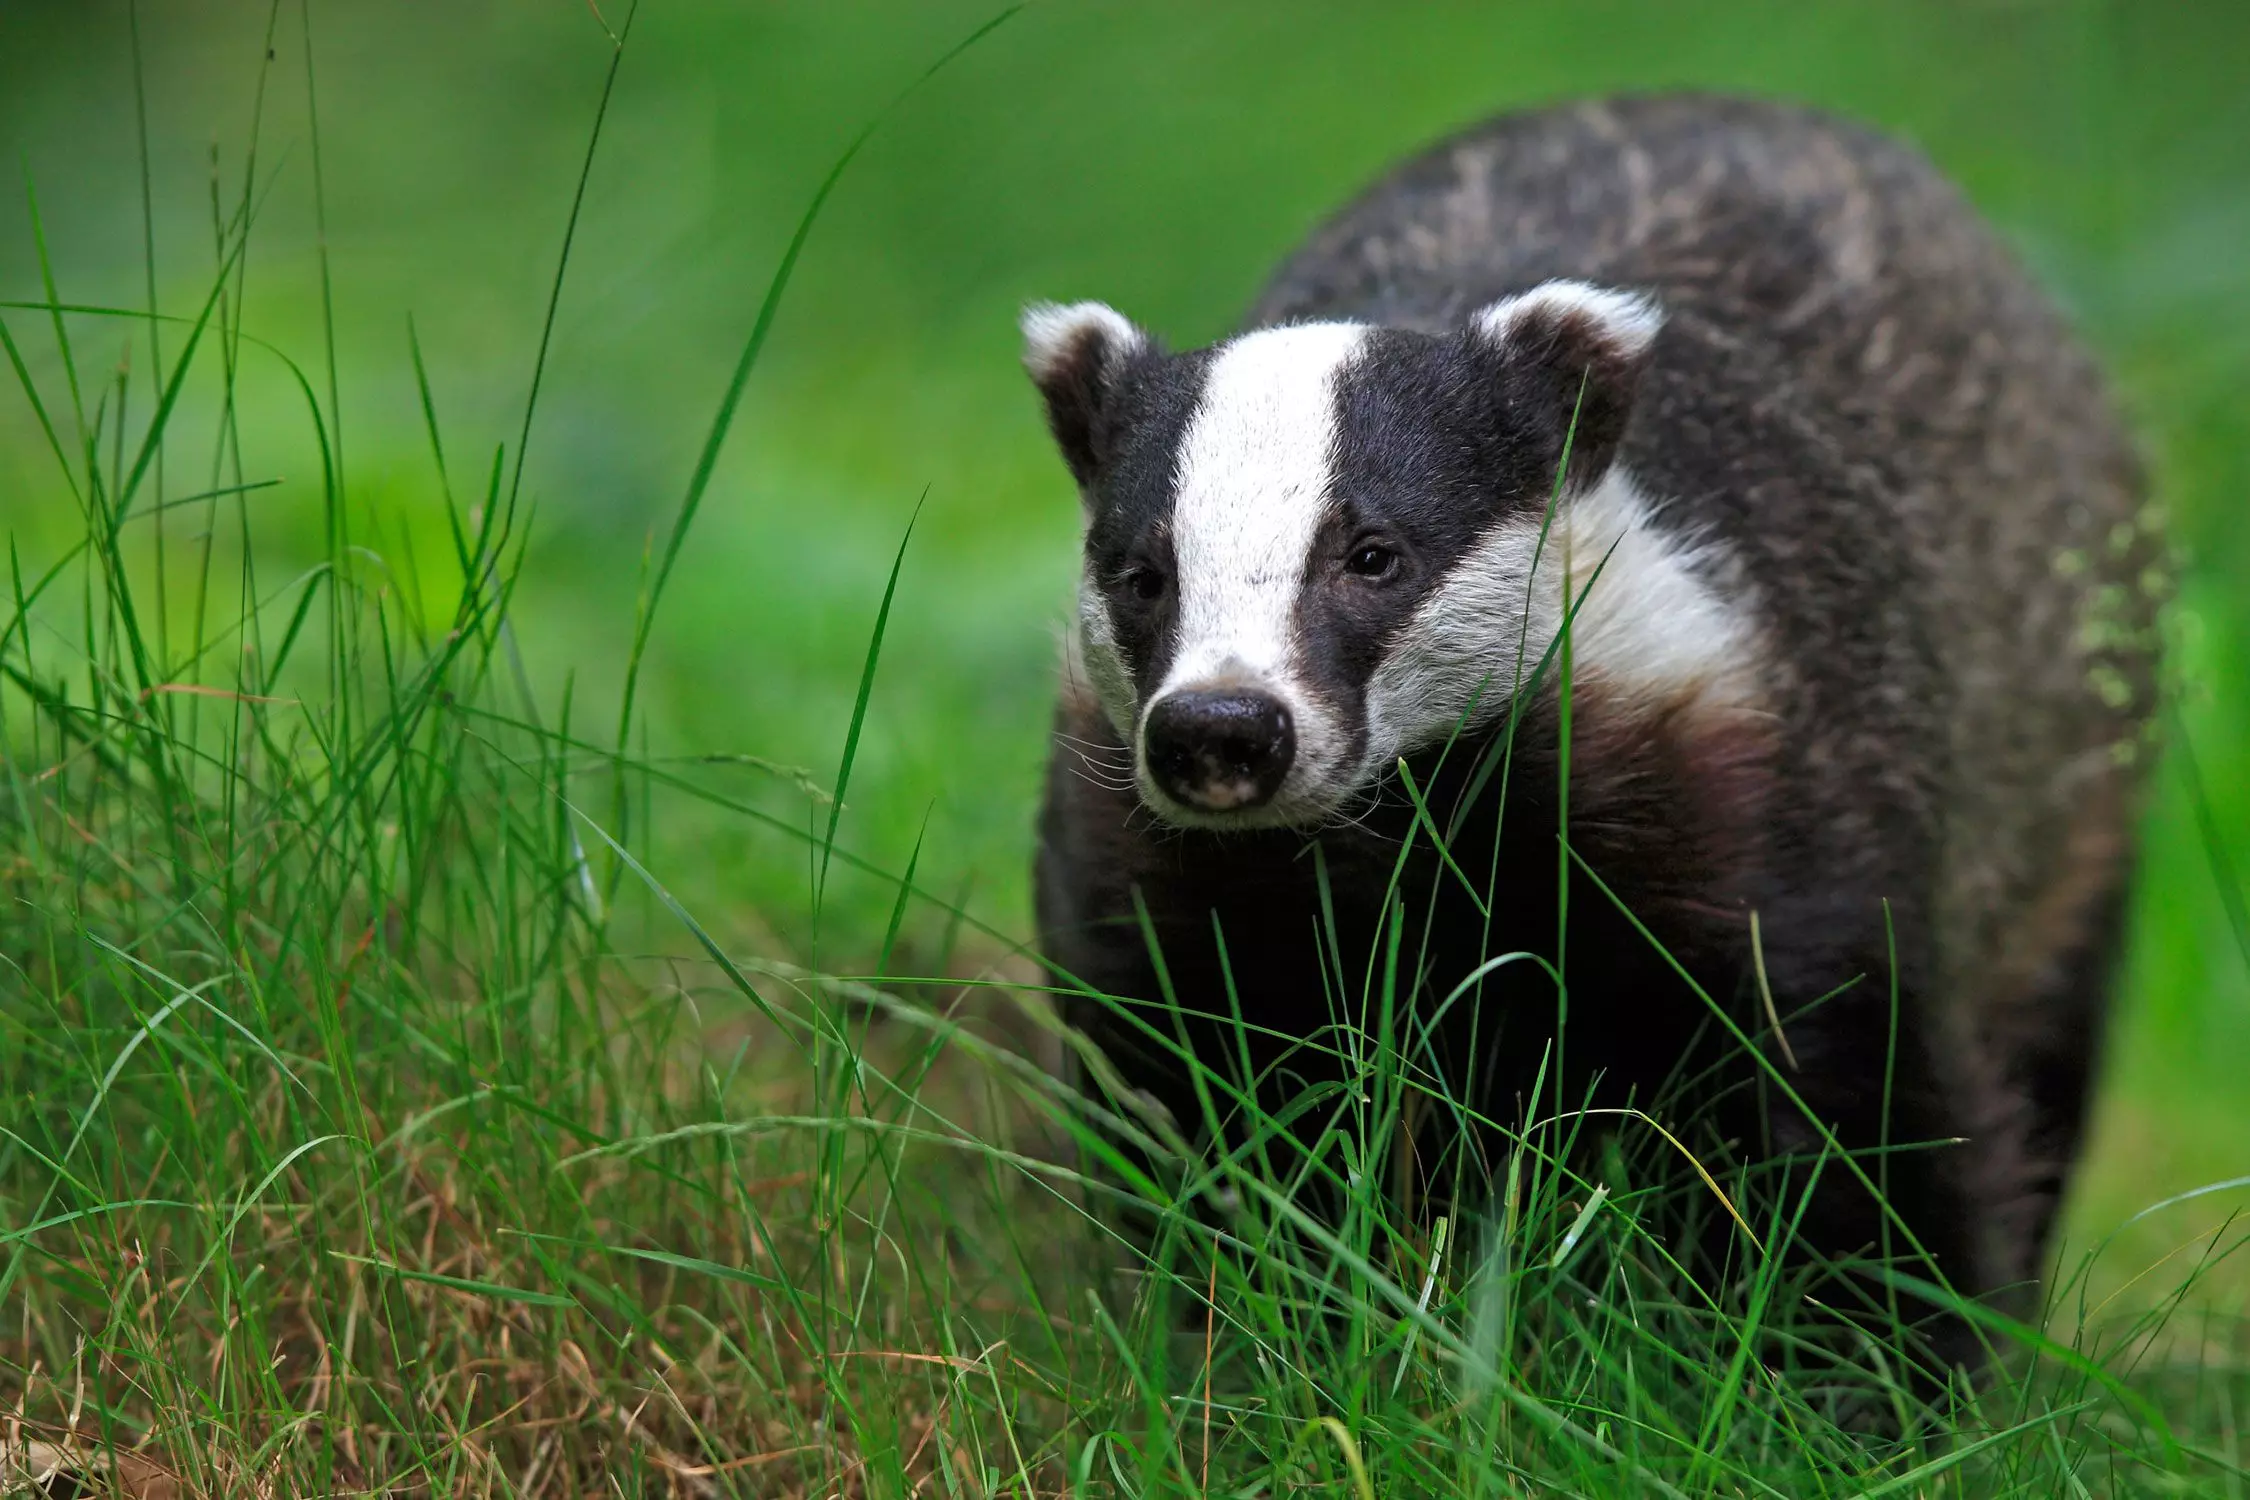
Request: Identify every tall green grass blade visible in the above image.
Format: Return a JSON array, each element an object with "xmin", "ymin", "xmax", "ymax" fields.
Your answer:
[
  {"xmin": 610, "ymin": 6, "xmax": 1024, "ymax": 768},
  {"xmin": 328, "ymin": 1253, "xmax": 579, "ymax": 1309},
  {"xmin": 817, "ymin": 496, "xmax": 921, "ymax": 924}
]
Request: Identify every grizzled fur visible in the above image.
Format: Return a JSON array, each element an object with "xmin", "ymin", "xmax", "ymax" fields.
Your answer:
[{"xmin": 1026, "ymin": 95, "xmax": 2161, "ymax": 1358}]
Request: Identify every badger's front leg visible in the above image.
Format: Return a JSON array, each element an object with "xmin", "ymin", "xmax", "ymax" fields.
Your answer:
[{"xmin": 1722, "ymin": 907, "xmax": 1991, "ymax": 1385}]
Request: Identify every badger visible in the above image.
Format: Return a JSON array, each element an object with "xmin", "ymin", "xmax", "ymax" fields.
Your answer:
[{"xmin": 1020, "ymin": 94, "xmax": 2161, "ymax": 1363}]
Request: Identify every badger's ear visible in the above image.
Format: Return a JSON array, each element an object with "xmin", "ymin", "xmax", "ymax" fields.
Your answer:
[
  {"xmin": 1469, "ymin": 280, "xmax": 1663, "ymax": 494},
  {"xmin": 1021, "ymin": 300, "xmax": 1152, "ymax": 492}
]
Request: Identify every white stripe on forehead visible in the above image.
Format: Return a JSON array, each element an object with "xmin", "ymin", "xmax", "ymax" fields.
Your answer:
[{"xmin": 1161, "ymin": 321, "xmax": 1370, "ymax": 694}]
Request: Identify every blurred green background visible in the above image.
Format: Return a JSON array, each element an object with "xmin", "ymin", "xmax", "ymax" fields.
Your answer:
[{"xmin": 2, "ymin": 0, "xmax": 2245, "ymax": 1262}]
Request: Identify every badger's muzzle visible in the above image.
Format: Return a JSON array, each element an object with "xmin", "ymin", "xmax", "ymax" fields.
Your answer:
[{"xmin": 1142, "ymin": 689, "xmax": 1296, "ymax": 813}]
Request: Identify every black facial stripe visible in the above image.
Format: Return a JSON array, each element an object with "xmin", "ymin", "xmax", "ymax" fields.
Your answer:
[
  {"xmin": 1288, "ymin": 329, "xmax": 1556, "ymax": 759},
  {"xmin": 1083, "ymin": 347, "xmax": 1217, "ymax": 704}
]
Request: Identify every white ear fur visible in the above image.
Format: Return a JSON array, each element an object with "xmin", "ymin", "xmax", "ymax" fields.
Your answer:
[
  {"xmin": 1020, "ymin": 300, "xmax": 1147, "ymax": 383},
  {"xmin": 1472, "ymin": 279, "xmax": 1664, "ymax": 362}
]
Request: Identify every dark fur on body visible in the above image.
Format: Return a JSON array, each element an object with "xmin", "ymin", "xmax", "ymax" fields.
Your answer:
[{"xmin": 1032, "ymin": 96, "xmax": 2160, "ymax": 1356}]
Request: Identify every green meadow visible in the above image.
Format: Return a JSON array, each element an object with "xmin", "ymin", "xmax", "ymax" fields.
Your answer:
[{"xmin": 3, "ymin": 3, "xmax": 2247, "ymax": 1493}]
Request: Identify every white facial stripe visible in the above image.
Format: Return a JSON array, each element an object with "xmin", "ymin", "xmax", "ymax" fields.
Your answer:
[
  {"xmin": 1089, "ymin": 321, "xmax": 1370, "ymax": 825},
  {"xmin": 1161, "ymin": 322, "xmax": 1369, "ymax": 694},
  {"xmin": 1362, "ymin": 468, "xmax": 1763, "ymax": 775}
]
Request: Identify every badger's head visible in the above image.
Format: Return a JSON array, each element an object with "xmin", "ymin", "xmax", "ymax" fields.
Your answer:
[{"xmin": 1024, "ymin": 281, "xmax": 1722, "ymax": 831}]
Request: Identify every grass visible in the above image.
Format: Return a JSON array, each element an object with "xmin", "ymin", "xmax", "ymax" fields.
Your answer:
[{"xmin": 5, "ymin": 5, "xmax": 2250, "ymax": 1496}]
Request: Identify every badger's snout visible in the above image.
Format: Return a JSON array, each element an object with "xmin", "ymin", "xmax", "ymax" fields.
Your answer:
[{"xmin": 1142, "ymin": 689, "xmax": 1297, "ymax": 812}]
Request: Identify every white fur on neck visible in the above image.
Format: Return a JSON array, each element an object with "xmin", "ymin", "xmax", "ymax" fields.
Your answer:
[{"xmin": 1361, "ymin": 467, "xmax": 1765, "ymax": 777}]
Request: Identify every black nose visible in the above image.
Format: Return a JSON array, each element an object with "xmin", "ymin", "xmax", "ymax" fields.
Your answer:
[{"xmin": 1143, "ymin": 690, "xmax": 1296, "ymax": 812}]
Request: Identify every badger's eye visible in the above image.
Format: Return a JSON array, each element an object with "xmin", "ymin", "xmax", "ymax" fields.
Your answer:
[
  {"xmin": 1345, "ymin": 542, "xmax": 1399, "ymax": 579},
  {"xmin": 1124, "ymin": 565, "xmax": 1168, "ymax": 601}
]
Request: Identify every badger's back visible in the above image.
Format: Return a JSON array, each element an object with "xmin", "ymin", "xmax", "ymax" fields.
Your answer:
[{"xmin": 1249, "ymin": 93, "xmax": 2161, "ymax": 1280}]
